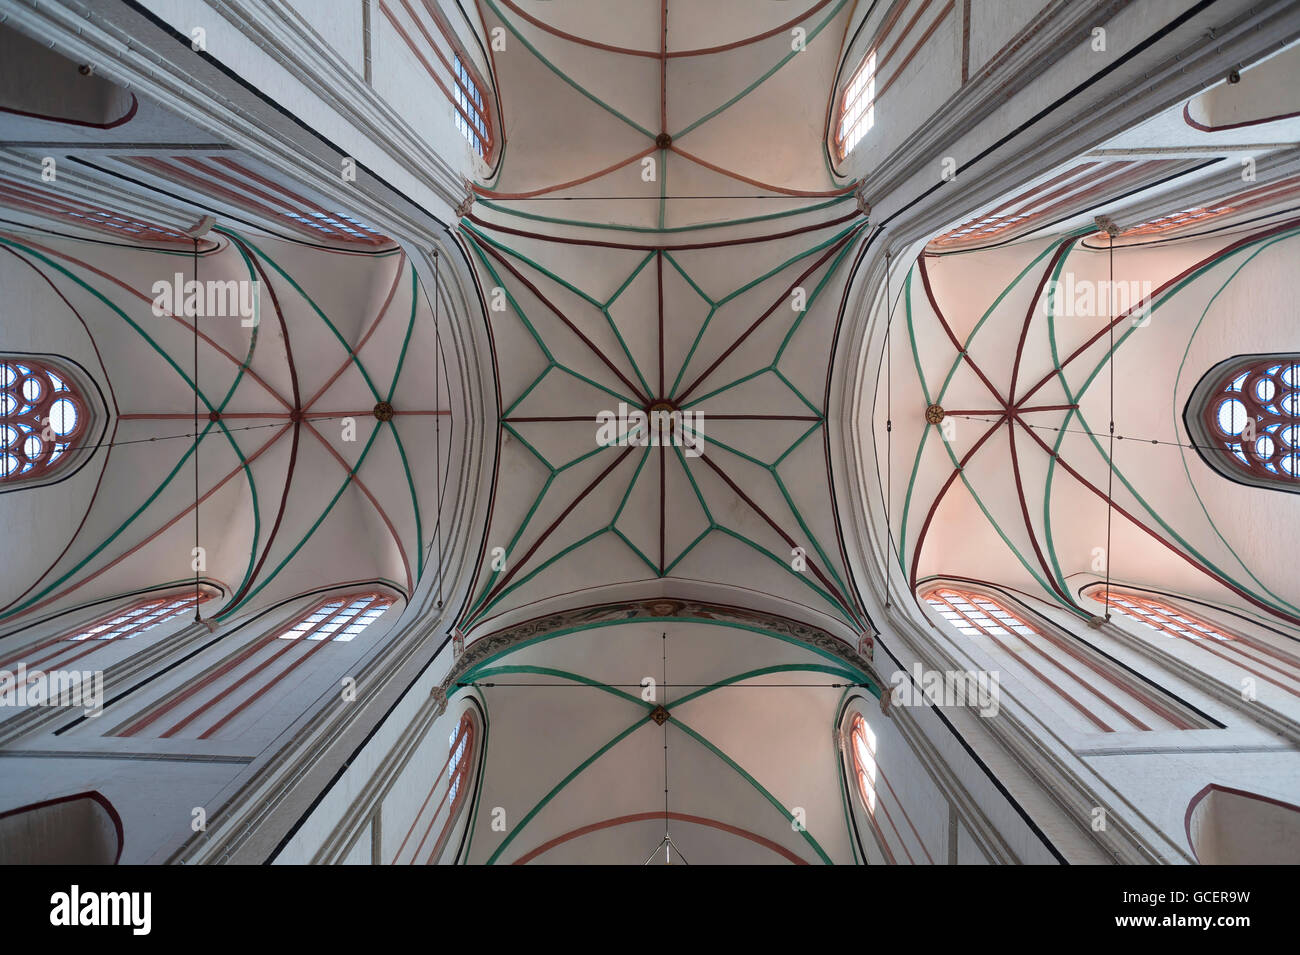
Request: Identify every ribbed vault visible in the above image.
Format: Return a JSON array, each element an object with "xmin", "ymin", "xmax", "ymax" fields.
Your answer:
[{"xmin": 456, "ymin": 0, "xmax": 872, "ymax": 641}]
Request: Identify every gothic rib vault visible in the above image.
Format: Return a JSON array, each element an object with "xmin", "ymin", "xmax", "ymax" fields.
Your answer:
[{"xmin": 0, "ymin": 0, "xmax": 1298, "ymax": 868}]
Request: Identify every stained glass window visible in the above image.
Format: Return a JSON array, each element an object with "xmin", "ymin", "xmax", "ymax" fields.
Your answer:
[
  {"xmin": 1, "ymin": 359, "xmax": 88, "ymax": 482},
  {"xmin": 1203, "ymin": 357, "xmax": 1299, "ymax": 484}
]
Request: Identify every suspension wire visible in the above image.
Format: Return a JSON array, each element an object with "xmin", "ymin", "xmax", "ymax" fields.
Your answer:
[
  {"xmin": 433, "ymin": 248, "xmax": 445, "ymax": 610},
  {"xmin": 455, "ymin": 682, "xmax": 869, "ymax": 689},
  {"xmin": 1104, "ymin": 229, "xmax": 1116, "ymax": 618},
  {"xmin": 26, "ymin": 415, "xmax": 357, "ymax": 459},
  {"xmin": 941, "ymin": 413, "xmax": 1261, "ymax": 458},
  {"xmin": 662, "ymin": 631, "xmax": 670, "ymax": 851},
  {"xmin": 884, "ymin": 248, "xmax": 893, "ymax": 610},
  {"xmin": 192, "ymin": 237, "xmax": 202, "ymax": 622}
]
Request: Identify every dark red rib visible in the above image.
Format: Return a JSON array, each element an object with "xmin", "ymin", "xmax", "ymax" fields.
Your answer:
[
  {"xmin": 477, "ymin": 446, "xmax": 636, "ymax": 613},
  {"xmin": 1016, "ymin": 420, "xmax": 1300, "ymax": 628},
  {"xmin": 910, "ymin": 415, "xmax": 1006, "ymax": 587},
  {"xmin": 917, "ymin": 254, "xmax": 1004, "ymax": 406},
  {"xmin": 475, "ymin": 238, "xmax": 649, "ymax": 404},
  {"xmin": 465, "ymin": 211, "xmax": 860, "ymax": 251},
  {"xmin": 677, "ymin": 228, "xmax": 860, "ymax": 403},
  {"xmin": 696, "ymin": 452, "xmax": 851, "ymax": 614}
]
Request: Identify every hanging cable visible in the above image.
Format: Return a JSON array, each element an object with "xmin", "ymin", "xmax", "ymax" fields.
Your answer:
[
  {"xmin": 884, "ymin": 248, "xmax": 893, "ymax": 610},
  {"xmin": 192, "ymin": 237, "xmax": 202, "ymax": 623},
  {"xmin": 433, "ymin": 248, "xmax": 445, "ymax": 610},
  {"xmin": 662, "ymin": 630, "xmax": 669, "ymax": 856},
  {"xmin": 1104, "ymin": 226, "xmax": 1117, "ymax": 619}
]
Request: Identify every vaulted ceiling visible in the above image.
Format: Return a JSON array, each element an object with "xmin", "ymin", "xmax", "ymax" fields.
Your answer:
[
  {"xmin": 454, "ymin": 0, "xmax": 873, "ymax": 644},
  {"xmin": 0, "ymin": 227, "xmax": 457, "ymax": 625},
  {"xmin": 1, "ymin": 0, "xmax": 1298, "ymax": 866}
]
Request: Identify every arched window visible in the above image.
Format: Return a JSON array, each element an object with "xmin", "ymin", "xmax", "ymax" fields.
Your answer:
[
  {"xmin": 378, "ymin": 0, "xmax": 496, "ymax": 162},
  {"xmin": 277, "ymin": 592, "xmax": 395, "ymax": 643},
  {"xmin": 846, "ymin": 711, "xmax": 922, "ymax": 864},
  {"xmin": 1087, "ymin": 586, "xmax": 1300, "ymax": 699},
  {"xmin": 0, "ymin": 591, "xmax": 210, "ymax": 676},
  {"xmin": 1185, "ymin": 354, "xmax": 1299, "ymax": 491},
  {"xmin": 836, "ymin": 49, "xmax": 877, "ymax": 159},
  {"xmin": 921, "ymin": 585, "xmax": 1204, "ymax": 733},
  {"xmin": 116, "ymin": 591, "xmax": 395, "ymax": 739},
  {"xmin": 1, "ymin": 358, "xmax": 89, "ymax": 482},
  {"xmin": 923, "ymin": 586, "xmax": 1037, "ymax": 639},
  {"xmin": 453, "ymin": 53, "xmax": 491, "ymax": 158},
  {"xmin": 447, "ymin": 713, "xmax": 472, "ymax": 808},
  {"xmin": 848, "ymin": 712, "xmax": 877, "ymax": 814},
  {"xmin": 391, "ymin": 711, "xmax": 477, "ymax": 865}
]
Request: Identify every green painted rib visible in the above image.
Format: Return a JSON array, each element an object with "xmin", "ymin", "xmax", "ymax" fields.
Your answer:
[
  {"xmin": 1062, "ymin": 226, "xmax": 1300, "ymax": 620},
  {"xmin": 662, "ymin": 251, "xmax": 716, "ymax": 305},
  {"xmin": 0, "ymin": 421, "xmax": 216, "ymax": 618},
  {"xmin": 1172, "ymin": 231, "xmax": 1300, "ymax": 615},
  {"xmin": 557, "ymin": 424, "xmax": 642, "ymax": 474},
  {"xmin": 387, "ymin": 419, "xmax": 425, "ymax": 579},
  {"xmin": 600, "ymin": 252, "xmax": 656, "ymax": 399},
  {"xmin": 222, "ymin": 230, "xmax": 383, "ymax": 402},
  {"xmin": 672, "ymin": 444, "xmax": 715, "ymax": 523},
  {"xmin": 458, "ymin": 616, "xmax": 871, "ymax": 687},
  {"xmin": 671, "ymin": 663, "xmax": 864, "ymax": 709},
  {"xmin": 612, "ymin": 444, "xmax": 651, "ymax": 523},
  {"xmin": 895, "ymin": 251, "xmax": 1077, "ymax": 614},
  {"xmin": 670, "ymin": 715, "xmax": 834, "ymax": 864},
  {"xmin": 689, "ymin": 420, "xmax": 851, "ymax": 604},
  {"xmin": 466, "ymin": 430, "xmax": 646, "ymax": 624},
  {"xmin": 772, "ymin": 366, "xmax": 824, "ymax": 417},
  {"xmin": 461, "ymin": 221, "xmax": 604, "ymax": 309},
  {"xmin": 1, "ymin": 239, "xmax": 218, "ymax": 413},
  {"xmin": 482, "ymin": 0, "xmax": 656, "ymax": 141},
  {"xmin": 484, "ymin": 715, "xmax": 649, "ymax": 864},
  {"xmin": 551, "ymin": 362, "xmax": 642, "ymax": 408},
  {"xmin": 477, "ymin": 193, "xmax": 855, "ymax": 236},
  {"xmin": 218, "ymin": 418, "xmax": 385, "ymax": 618},
  {"xmin": 670, "ymin": 221, "xmax": 863, "ymax": 396},
  {"xmin": 0, "ymin": 237, "xmax": 260, "ymax": 618},
  {"xmin": 503, "ymin": 363, "xmax": 555, "ymax": 417},
  {"xmin": 773, "ymin": 226, "xmax": 863, "ymax": 364},
  {"xmin": 386, "ymin": 264, "xmax": 424, "ymax": 578},
  {"xmin": 502, "ymin": 420, "xmax": 556, "ymax": 471},
  {"xmin": 463, "ymin": 234, "xmax": 555, "ymax": 361},
  {"xmin": 671, "ymin": 0, "xmax": 850, "ymax": 141},
  {"xmin": 385, "ymin": 264, "xmax": 419, "ymax": 402}
]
